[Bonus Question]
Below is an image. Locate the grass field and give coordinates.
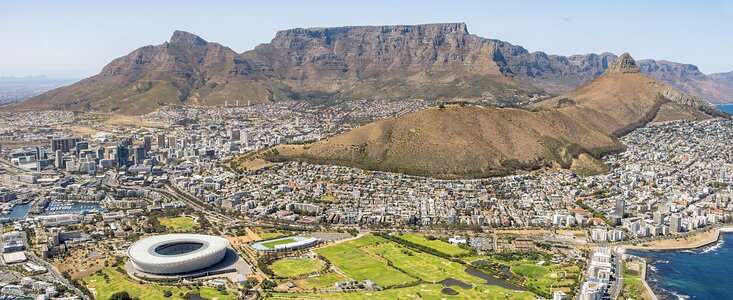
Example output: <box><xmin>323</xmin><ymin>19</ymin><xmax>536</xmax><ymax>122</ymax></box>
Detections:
<box><xmin>260</xmin><ymin>238</ymin><xmax>298</xmax><ymax>249</ymax></box>
<box><xmin>512</xmin><ymin>265</ymin><xmax>550</xmax><ymax>277</ymax></box>
<box><xmin>315</xmin><ymin>236</ymin><xmax>417</xmax><ymax>288</ymax></box>
<box><xmin>620</xmin><ymin>260</ymin><xmax>653</xmax><ymax>300</ymax></box>
<box><xmin>270</xmin><ymin>257</ymin><xmax>326</xmax><ymax>278</ymax></box>
<box><xmin>398</xmin><ymin>233</ymin><xmax>470</xmax><ymax>257</ymax></box>
<box><xmin>295</xmin><ymin>272</ymin><xmax>347</xmax><ymax>290</ymax></box>
<box><xmin>258</xmin><ymin>232</ymin><xmax>284</xmax><ymax>240</ymax></box>
<box><xmin>268</xmin><ymin>283</ymin><xmax>535</xmax><ymax>299</ymax></box>
<box><xmin>516</xmin><ymin>263</ymin><xmax>578</xmax><ymax>296</ymax></box>
<box><xmin>367</xmin><ymin>242</ymin><xmax>484</xmax><ymax>284</ymax></box>
<box><xmin>84</xmin><ymin>267</ymin><xmax>233</xmax><ymax>300</ymax></box>
<box><xmin>160</xmin><ymin>217</ymin><xmax>197</xmax><ymax>232</ymax></box>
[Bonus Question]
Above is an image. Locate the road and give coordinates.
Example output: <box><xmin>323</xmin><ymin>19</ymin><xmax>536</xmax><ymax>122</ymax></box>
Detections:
<box><xmin>609</xmin><ymin>251</ymin><xmax>623</xmax><ymax>299</ymax></box>
<box><xmin>19</xmin><ymin>231</ymin><xmax>90</xmax><ymax>299</ymax></box>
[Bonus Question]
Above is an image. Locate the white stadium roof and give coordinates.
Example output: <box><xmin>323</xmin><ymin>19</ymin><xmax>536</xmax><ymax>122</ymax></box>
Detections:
<box><xmin>128</xmin><ymin>234</ymin><xmax>229</xmax><ymax>275</ymax></box>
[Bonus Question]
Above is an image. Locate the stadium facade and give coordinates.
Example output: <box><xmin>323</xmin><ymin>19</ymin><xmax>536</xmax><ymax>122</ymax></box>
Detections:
<box><xmin>127</xmin><ymin>234</ymin><xmax>229</xmax><ymax>275</ymax></box>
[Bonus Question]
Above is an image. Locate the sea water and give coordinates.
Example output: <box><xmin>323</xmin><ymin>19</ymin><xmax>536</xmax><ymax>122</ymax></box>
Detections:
<box><xmin>628</xmin><ymin>233</ymin><xmax>733</xmax><ymax>299</ymax></box>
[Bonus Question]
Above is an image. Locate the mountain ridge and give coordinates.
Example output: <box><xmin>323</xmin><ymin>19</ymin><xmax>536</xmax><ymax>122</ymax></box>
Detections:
<box><xmin>10</xmin><ymin>23</ymin><xmax>733</xmax><ymax>114</ymax></box>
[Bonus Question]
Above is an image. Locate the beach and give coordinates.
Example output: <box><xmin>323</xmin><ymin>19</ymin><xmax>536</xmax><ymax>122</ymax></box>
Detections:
<box><xmin>621</xmin><ymin>226</ymin><xmax>733</xmax><ymax>251</ymax></box>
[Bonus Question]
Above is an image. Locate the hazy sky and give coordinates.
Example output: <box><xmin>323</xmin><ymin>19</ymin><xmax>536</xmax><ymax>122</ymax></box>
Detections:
<box><xmin>2</xmin><ymin>0</ymin><xmax>732</xmax><ymax>78</ymax></box>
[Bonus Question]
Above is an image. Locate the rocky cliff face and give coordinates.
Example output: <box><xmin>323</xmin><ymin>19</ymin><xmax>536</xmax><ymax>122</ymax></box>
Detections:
<box><xmin>13</xmin><ymin>23</ymin><xmax>733</xmax><ymax>114</ymax></box>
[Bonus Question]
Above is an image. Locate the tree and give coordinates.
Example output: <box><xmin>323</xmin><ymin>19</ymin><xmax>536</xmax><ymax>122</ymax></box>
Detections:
<box><xmin>110</xmin><ymin>291</ymin><xmax>131</xmax><ymax>300</ymax></box>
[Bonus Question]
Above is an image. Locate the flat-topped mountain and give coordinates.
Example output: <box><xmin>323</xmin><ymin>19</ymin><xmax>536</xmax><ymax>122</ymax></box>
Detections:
<box><xmin>268</xmin><ymin>54</ymin><xmax>723</xmax><ymax>179</ymax></box>
<box><xmin>11</xmin><ymin>23</ymin><xmax>733</xmax><ymax>114</ymax></box>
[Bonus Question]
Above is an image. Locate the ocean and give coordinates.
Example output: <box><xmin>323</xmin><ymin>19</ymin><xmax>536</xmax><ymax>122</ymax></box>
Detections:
<box><xmin>628</xmin><ymin>233</ymin><xmax>733</xmax><ymax>299</ymax></box>
<box><xmin>716</xmin><ymin>104</ymin><xmax>733</xmax><ymax>115</ymax></box>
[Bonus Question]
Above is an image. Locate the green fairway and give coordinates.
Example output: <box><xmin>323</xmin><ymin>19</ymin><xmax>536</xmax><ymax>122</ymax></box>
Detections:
<box><xmin>315</xmin><ymin>236</ymin><xmax>417</xmax><ymax>288</ymax></box>
<box><xmin>260</xmin><ymin>238</ymin><xmax>298</xmax><ymax>249</ymax></box>
<box><xmin>295</xmin><ymin>272</ymin><xmax>348</xmax><ymax>290</ymax></box>
<box><xmin>84</xmin><ymin>267</ymin><xmax>233</xmax><ymax>300</ymax></box>
<box><xmin>268</xmin><ymin>283</ymin><xmax>535</xmax><ymax>299</ymax></box>
<box><xmin>270</xmin><ymin>257</ymin><xmax>326</xmax><ymax>278</ymax></box>
<box><xmin>159</xmin><ymin>217</ymin><xmax>197</xmax><ymax>232</ymax></box>
<box><xmin>398</xmin><ymin>233</ymin><xmax>470</xmax><ymax>257</ymax></box>
<box><xmin>367</xmin><ymin>242</ymin><xmax>484</xmax><ymax>284</ymax></box>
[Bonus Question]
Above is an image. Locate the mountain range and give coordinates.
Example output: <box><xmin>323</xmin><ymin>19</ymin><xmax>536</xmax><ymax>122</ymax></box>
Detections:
<box><xmin>9</xmin><ymin>23</ymin><xmax>733</xmax><ymax>114</ymax></box>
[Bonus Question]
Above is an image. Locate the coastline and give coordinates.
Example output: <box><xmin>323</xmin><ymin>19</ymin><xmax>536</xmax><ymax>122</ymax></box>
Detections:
<box><xmin>616</xmin><ymin>227</ymin><xmax>732</xmax><ymax>300</ymax></box>
<box><xmin>619</xmin><ymin>226</ymin><xmax>733</xmax><ymax>252</ymax></box>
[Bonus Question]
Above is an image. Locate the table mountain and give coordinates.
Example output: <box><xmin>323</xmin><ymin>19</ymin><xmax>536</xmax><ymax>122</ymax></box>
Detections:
<box><xmin>10</xmin><ymin>23</ymin><xmax>733</xmax><ymax>114</ymax></box>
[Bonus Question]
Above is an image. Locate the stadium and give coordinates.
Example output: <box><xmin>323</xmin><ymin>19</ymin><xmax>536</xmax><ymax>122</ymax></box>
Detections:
<box><xmin>127</xmin><ymin>234</ymin><xmax>229</xmax><ymax>275</ymax></box>
<box><xmin>250</xmin><ymin>235</ymin><xmax>320</xmax><ymax>252</ymax></box>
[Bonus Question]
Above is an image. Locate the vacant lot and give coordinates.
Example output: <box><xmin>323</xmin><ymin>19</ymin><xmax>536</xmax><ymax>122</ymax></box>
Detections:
<box><xmin>398</xmin><ymin>233</ymin><xmax>470</xmax><ymax>257</ymax></box>
<box><xmin>160</xmin><ymin>217</ymin><xmax>197</xmax><ymax>232</ymax></box>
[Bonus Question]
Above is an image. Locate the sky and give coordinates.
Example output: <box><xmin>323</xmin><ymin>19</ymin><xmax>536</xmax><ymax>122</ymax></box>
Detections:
<box><xmin>1</xmin><ymin>0</ymin><xmax>732</xmax><ymax>78</ymax></box>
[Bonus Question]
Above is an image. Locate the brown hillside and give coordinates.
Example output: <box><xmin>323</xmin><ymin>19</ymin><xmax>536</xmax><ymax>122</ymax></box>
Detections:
<box><xmin>267</xmin><ymin>54</ymin><xmax>723</xmax><ymax>179</ymax></box>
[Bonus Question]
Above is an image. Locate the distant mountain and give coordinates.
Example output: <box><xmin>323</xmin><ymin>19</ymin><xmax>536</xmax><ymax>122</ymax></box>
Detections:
<box><xmin>11</xmin><ymin>23</ymin><xmax>733</xmax><ymax>114</ymax></box>
<box><xmin>262</xmin><ymin>54</ymin><xmax>723</xmax><ymax>179</ymax></box>
<box><xmin>710</xmin><ymin>71</ymin><xmax>733</xmax><ymax>95</ymax></box>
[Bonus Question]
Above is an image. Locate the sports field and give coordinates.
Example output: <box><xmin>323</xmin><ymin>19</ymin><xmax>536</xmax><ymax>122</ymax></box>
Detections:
<box><xmin>159</xmin><ymin>217</ymin><xmax>197</xmax><ymax>232</ymax></box>
<box><xmin>398</xmin><ymin>233</ymin><xmax>470</xmax><ymax>257</ymax></box>
<box><xmin>260</xmin><ymin>238</ymin><xmax>298</xmax><ymax>249</ymax></box>
<box><xmin>315</xmin><ymin>236</ymin><xmax>417</xmax><ymax>287</ymax></box>
<box><xmin>268</xmin><ymin>283</ymin><xmax>535</xmax><ymax>299</ymax></box>
<box><xmin>84</xmin><ymin>267</ymin><xmax>233</xmax><ymax>300</ymax></box>
<box><xmin>270</xmin><ymin>257</ymin><xmax>325</xmax><ymax>277</ymax></box>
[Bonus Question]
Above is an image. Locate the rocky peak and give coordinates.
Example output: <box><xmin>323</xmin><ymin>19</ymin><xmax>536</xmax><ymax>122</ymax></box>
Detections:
<box><xmin>607</xmin><ymin>53</ymin><xmax>641</xmax><ymax>74</ymax></box>
<box><xmin>170</xmin><ymin>30</ymin><xmax>207</xmax><ymax>47</ymax></box>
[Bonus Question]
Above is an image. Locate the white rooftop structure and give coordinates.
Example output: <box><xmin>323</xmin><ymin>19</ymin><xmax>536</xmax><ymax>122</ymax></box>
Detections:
<box><xmin>127</xmin><ymin>234</ymin><xmax>228</xmax><ymax>275</ymax></box>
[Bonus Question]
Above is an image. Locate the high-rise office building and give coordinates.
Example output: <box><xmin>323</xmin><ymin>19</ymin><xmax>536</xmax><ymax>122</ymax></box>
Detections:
<box><xmin>143</xmin><ymin>136</ymin><xmax>152</xmax><ymax>152</ymax></box>
<box><xmin>229</xmin><ymin>129</ymin><xmax>240</xmax><ymax>141</ymax></box>
<box><xmin>134</xmin><ymin>146</ymin><xmax>146</xmax><ymax>165</ymax></box>
<box><xmin>50</xmin><ymin>137</ymin><xmax>80</xmax><ymax>153</ymax></box>
<box><xmin>157</xmin><ymin>133</ymin><xmax>166</xmax><ymax>149</ymax></box>
<box><xmin>115</xmin><ymin>145</ymin><xmax>130</xmax><ymax>167</ymax></box>
<box><xmin>614</xmin><ymin>199</ymin><xmax>625</xmax><ymax>219</ymax></box>
<box><xmin>670</xmin><ymin>214</ymin><xmax>683</xmax><ymax>233</ymax></box>
<box><xmin>242</xmin><ymin>132</ymin><xmax>250</xmax><ymax>147</ymax></box>
<box><xmin>75</xmin><ymin>141</ymin><xmax>89</xmax><ymax>155</ymax></box>
<box><xmin>653</xmin><ymin>211</ymin><xmax>665</xmax><ymax>225</ymax></box>
<box><xmin>54</xmin><ymin>150</ymin><xmax>63</xmax><ymax>168</ymax></box>
<box><xmin>167</xmin><ymin>136</ymin><xmax>177</xmax><ymax>150</ymax></box>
